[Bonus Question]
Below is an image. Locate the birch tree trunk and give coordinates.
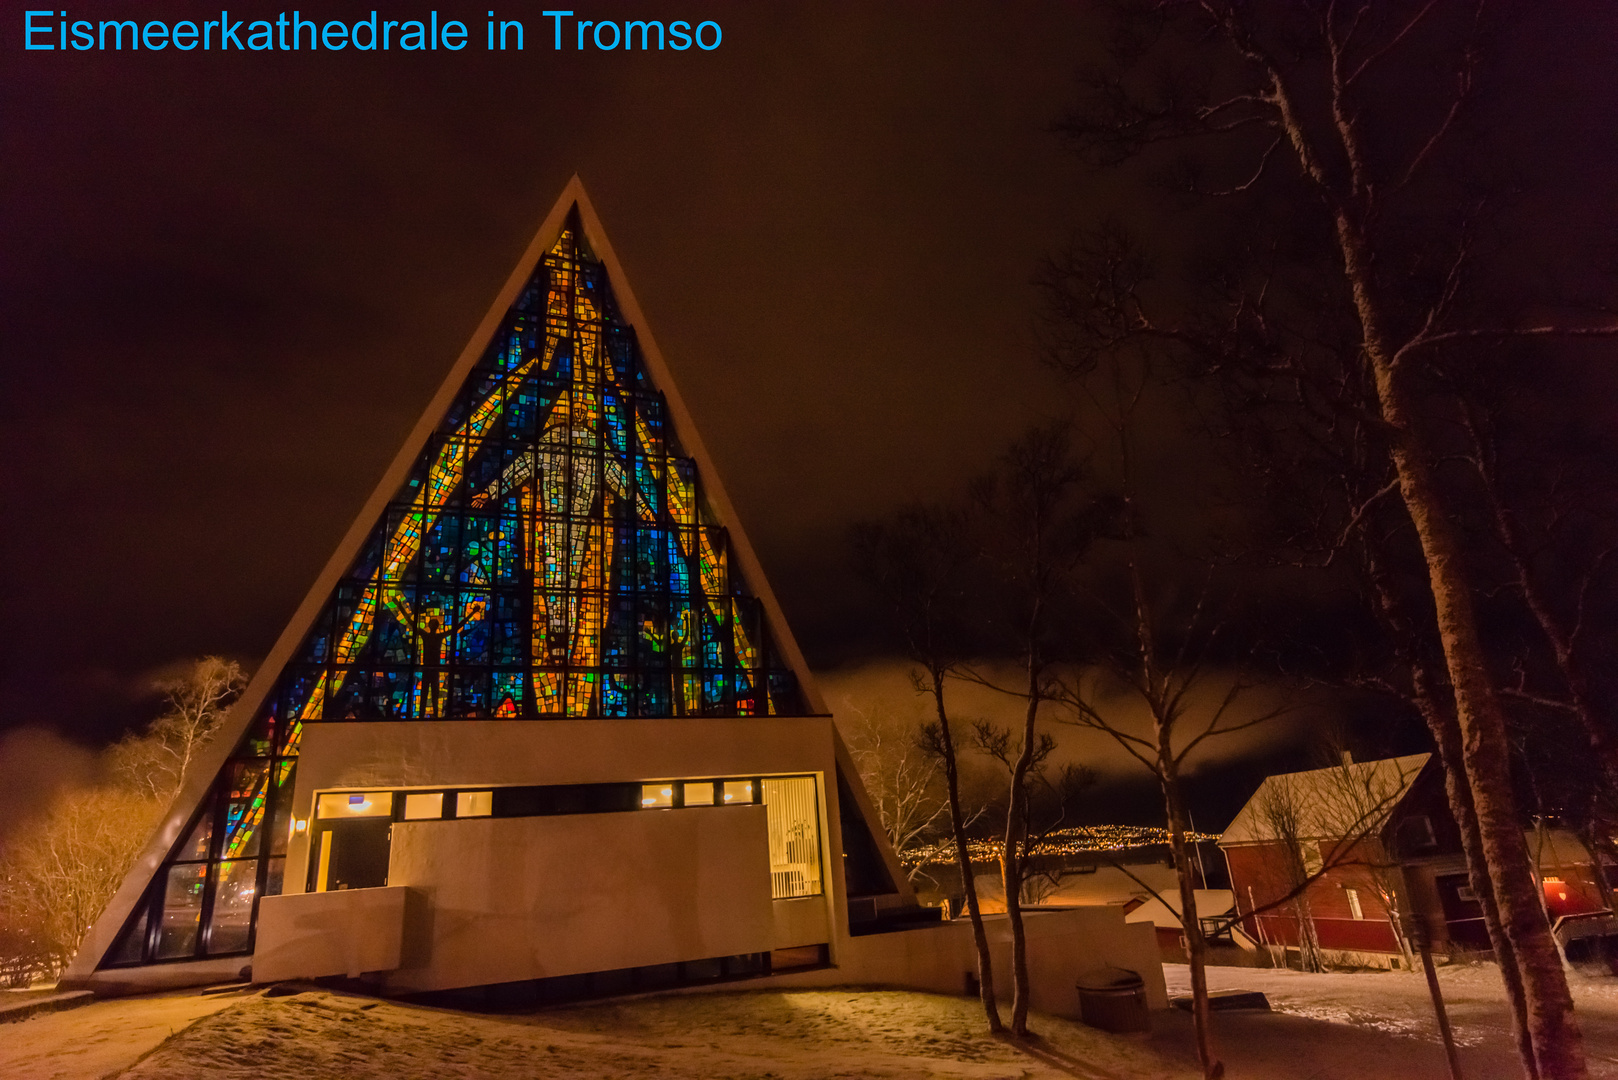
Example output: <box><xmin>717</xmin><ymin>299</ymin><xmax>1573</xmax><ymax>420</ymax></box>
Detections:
<box><xmin>1365</xmin><ymin>552</ymin><xmax>1538</xmax><ymax>1078</ymax></box>
<box><xmin>930</xmin><ymin>676</ymin><xmax>1003</xmax><ymax>1032</ymax></box>
<box><xmin>1002</xmin><ymin>653</ymin><xmax>1041</xmax><ymax>1037</ymax></box>
<box><xmin>1162</xmin><ymin>755</ymin><xmax>1218</xmax><ymax>1077</ymax></box>
<box><xmin>1262</xmin><ymin>45</ymin><xmax>1582</xmax><ymax>1068</ymax></box>
<box><xmin>1340</xmin><ymin>209</ymin><xmax>1585</xmax><ymax>1079</ymax></box>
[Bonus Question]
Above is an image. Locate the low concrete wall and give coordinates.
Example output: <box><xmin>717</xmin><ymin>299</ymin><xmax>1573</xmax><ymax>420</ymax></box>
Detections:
<box><xmin>383</xmin><ymin>805</ymin><xmax>775</xmax><ymax>993</ymax></box>
<box><xmin>63</xmin><ymin>956</ymin><xmax>249</xmax><ymax>997</ymax></box>
<box><xmin>253</xmin><ymin>886</ymin><xmax>410</xmax><ymax>983</ymax></box>
<box><xmin>0</xmin><ymin>990</ymin><xmax>94</xmax><ymax>1023</ymax></box>
<box><xmin>767</xmin><ymin>907</ymin><xmax>1167</xmax><ymax>1016</ymax></box>
<box><xmin>771</xmin><ymin>897</ymin><xmax>830</xmax><ymax>950</ymax></box>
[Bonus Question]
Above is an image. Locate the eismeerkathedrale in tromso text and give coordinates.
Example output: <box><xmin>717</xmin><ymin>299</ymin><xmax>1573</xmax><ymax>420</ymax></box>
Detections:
<box><xmin>22</xmin><ymin>11</ymin><xmax>723</xmax><ymax>53</ymax></box>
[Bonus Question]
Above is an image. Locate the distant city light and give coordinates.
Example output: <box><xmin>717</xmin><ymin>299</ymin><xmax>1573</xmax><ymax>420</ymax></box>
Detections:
<box><xmin>905</xmin><ymin>825</ymin><xmax>1221</xmax><ymax>867</ymax></box>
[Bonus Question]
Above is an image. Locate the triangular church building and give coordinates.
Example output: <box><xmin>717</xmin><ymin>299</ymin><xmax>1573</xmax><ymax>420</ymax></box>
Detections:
<box><xmin>65</xmin><ymin>180</ymin><xmax>1165</xmax><ymax>1010</ymax></box>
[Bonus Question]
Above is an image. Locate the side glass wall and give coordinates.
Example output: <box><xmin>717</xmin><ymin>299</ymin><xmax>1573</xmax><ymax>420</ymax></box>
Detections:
<box><xmin>104</xmin><ymin>721</ymin><xmax>295</xmax><ymax>967</ymax></box>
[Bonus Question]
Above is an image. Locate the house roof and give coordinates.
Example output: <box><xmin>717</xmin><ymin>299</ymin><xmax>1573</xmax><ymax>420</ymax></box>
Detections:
<box><xmin>1219</xmin><ymin>754</ymin><xmax>1430</xmax><ymax>847</ymax></box>
<box><xmin>1124</xmin><ymin>889</ymin><xmax>1237</xmax><ymax>930</ymax></box>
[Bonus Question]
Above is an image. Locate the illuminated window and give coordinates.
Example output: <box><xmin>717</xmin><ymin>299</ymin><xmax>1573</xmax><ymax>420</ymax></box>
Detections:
<box><xmin>316</xmin><ymin>791</ymin><xmax>393</xmax><ymax>818</ymax></box>
<box><xmin>722</xmin><ymin>780</ymin><xmax>755</xmax><ymax>805</ymax></box>
<box><xmin>762</xmin><ymin>777</ymin><xmax>821</xmax><ymax>899</ymax></box>
<box><xmin>641</xmin><ymin>784</ymin><xmax>674</xmax><ymax>808</ymax></box>
<box><xmin>456</xmin><ymin>791</ymin><xmax>493</xmax><ymax>817</ymax></box>
<box><xmin>682</xmin><ymin>781</ymin><xmax>716</xmax><ymax>806</ymax></box>
<box><xmin>1346</xmin><ymin>888</ymin><xmax>1363</xmax><ymax>920</ymax></box>
<box><xmin>404</xmin><ymin>792</ymin><xmax>445</xmax><ymax>820</ymax></box>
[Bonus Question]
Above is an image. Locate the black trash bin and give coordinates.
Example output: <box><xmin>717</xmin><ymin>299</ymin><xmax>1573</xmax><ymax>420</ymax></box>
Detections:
<box><xmin>1074</xmin><ymin>965</ymin><xmax>1150</xmax><ymax>1033</ymax></box>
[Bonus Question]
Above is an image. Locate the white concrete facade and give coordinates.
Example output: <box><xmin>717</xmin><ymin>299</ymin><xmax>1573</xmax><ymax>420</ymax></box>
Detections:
<box><xmin>254</xmin><ymin>886</ymin><xmax>410</xmax><ymax>983</ymax></box>
<box><xmin>246</xmin><ymin>716</ymin><xmax>853</xmax><ymax>993</ymax></box>
<box><xmin>383</xmin><ymin>808</ymin><xmax>773</xmax><ymax>992</ymax></box>
<box><xmin>768</xmin><ymin>908</ymin><xmax>1169</xmax><ymax>1015</ymax></box>
<box><xmin>235</xmin><ymin>714</ymin><xmax>1165</xmax><ymax>1018</ymax></box>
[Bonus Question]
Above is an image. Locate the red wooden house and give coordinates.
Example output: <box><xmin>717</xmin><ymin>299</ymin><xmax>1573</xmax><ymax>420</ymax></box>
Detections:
<box><xmin>1220</xmin><ymin>754</ymin><xmax>1612</xmax><ymax>969</ymax></box>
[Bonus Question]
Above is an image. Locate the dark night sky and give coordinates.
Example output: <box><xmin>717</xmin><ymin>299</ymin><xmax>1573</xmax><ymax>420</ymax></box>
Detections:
<box><xmin>3</xmin><ymin>3</ymin><xmax>1616</xmax><ymax>826</ymax></box>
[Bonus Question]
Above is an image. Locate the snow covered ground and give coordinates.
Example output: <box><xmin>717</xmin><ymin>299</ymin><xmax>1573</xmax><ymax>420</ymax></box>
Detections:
<box><xmin>1162</xmin><ymin>961</ymin><xmax>1618</xmax><ymax>1079</ymax></box>
<box><xmin>5</xmin><ymin>985</ymin><xmax>1198</xmax><ymax>1080</ymax></box>
<box><xmin>4</xmin><ymin>964</ymin><xmax>1617</xmax><ymax>1079</ymax></box>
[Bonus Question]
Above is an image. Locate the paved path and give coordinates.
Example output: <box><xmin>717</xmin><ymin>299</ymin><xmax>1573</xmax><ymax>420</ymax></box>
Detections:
<box><xmin>0</xmin><ymin>987</ymin><xmax>246</xmax><ymax>1080</ymax></box>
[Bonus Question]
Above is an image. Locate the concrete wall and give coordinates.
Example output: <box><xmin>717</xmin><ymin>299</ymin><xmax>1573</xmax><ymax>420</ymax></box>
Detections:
<box><xmin>236</xmin><ymin>716</ymin><xmax>1166</xmax><ymax>1010</ymax></box>
<box><xmin>763</xmin><ymin>907</ymin><xmax>1167</xmax><ymax>1016</ymax></box>
<box><xmin>972</xmin><ymin>863</ymin><xmax>1180</xmax><ymax>912</ymax></box>
<box><xmin>289</xmin><ymin>717</ymin><xmax>840</xmax><ymax>804</ymax></box>
<box><xmin>285</xmin><ymin>717</ymin><xmax>841</xmax><ymax>894</ymax></box>
<box><xmin>70</xmin><ymin>956</ymin><xmax>249</xmax><ymax>998</ymax></box>
<box><xmin>771</xmin><ymin>896</ymin><xmax>830</xmax><ymax>951</ymax></box>
<box><xmin>253</xmin><ymin>886</ymin><xmax>410</xmax><ymax>983</ymax></box>
<box><xmin>380</xmin><ymin>805</ymin><xmax>775</xmax><ymax>993</ymax></box>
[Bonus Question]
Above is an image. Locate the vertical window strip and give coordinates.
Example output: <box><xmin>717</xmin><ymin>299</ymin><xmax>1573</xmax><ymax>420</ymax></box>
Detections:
<box><xmin>762</xmin><ymin>777</ymin><xmax>822</xmax><ymax>899</ymax></box>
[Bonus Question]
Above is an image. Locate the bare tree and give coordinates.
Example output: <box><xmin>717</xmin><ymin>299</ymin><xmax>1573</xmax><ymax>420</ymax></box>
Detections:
<box><xmin>1034</xmin><ymin>351</ymin><xmax>1289</xmax><ymax>1077</ymax></box>
<box><xmin>1061</xmin><ymin>642</ymin><xmax>1292</xmax><ymax>1077</ymax></box>
<box><xmin>969</xmin><ymin>719</ymin><xmax>1095</xmax><ymax>907</ymax></box>
<box><xmin>1242</xmin><ymin>756</ymin><xmax>1425</xmax><ymax>968</ymax></box>
<box><xmin>0</xmin><ymin>656</ymin><xmax>246</xmax><ymax>980</ymax></box>
<box><xmin>1458</xmin><ymin>396</ymin><xmax>1618</xmax><ymax>789</ymax></box>
<box><xmin>112</xmin><ymin>656</ymin><xmax>246</xmax><ymax>805</ymax></box>
<box><xmin>842</xmin><ymin>704</ymin><xmax>953</xmax><ymax>882</ymax></box>
<box><xmin>0</xmin><ymin>786</ymin><xmax>163</xmax><ymax>977</ymax></box>
<box><xmin>964</xmin><ymin>422</ymin><xmax>1109</xmax><ymax>1038</ymax></box>
<box><xmin>1359</xmin><ymin>537</ymin><xmax>1542</xmax><ymax>1076</ymax></box>
<box><xmin>1253</xmin><ymin>776</ymin><xmax>1329</xmax><ymax>973</ymax></box>
<box><xmin>852</xmin><ymin>505</ymin><xmax>1005</xmax><ymax>1033</ymax></box>
<box><xmin>1316</xmin><ymin>744</ymin><xmax>1416</xmax><ymax>968</ymax></box>
<box><xmin>1049</xmin><ymin>5</ymin><xmax>1618</xmax><ymax>1074</ymax></box>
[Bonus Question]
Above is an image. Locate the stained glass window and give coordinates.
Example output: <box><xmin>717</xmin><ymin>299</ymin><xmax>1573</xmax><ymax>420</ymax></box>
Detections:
<box><xmin>102</xmin><ymin>209</ymin><xmax>801</xmax><ymax>968</ymax></box>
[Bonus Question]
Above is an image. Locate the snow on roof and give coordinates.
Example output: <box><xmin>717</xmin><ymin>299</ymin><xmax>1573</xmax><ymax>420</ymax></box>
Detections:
<box><xmin>1219</xmin><ymin>753</ymin><xmax>1430</xmax><ymax>847</ymax></box>
<box><xmin>1124</xmin><ymin>889</ymin><xmax>1236</xmax><ymax>930</ymax></box>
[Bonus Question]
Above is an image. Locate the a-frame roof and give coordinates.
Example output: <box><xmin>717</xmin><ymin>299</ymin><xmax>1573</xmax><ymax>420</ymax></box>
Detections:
<box><xmin>66</xmin><ymin>177</ymin><xmax>827</xmax><ymax>980</ymax></box>
<box><xmin>1219</xmin><ymin>753</ymin><xmax>1430</xmax><ymax>847</ymax></box>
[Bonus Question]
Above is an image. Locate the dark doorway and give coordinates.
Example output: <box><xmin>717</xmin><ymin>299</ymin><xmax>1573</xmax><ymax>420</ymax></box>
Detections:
<box><xmin>308</xmin><ymin>818</ymin><xmax>392</xmax><ymax>892</ymax></box>
<box><xmin>1435</xmin><ymin>872</ymin><xmax>1492</xmax><ymax>951</ymax></box>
